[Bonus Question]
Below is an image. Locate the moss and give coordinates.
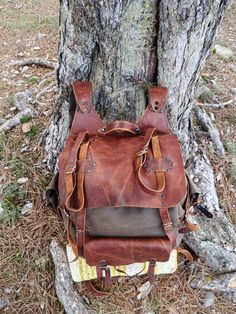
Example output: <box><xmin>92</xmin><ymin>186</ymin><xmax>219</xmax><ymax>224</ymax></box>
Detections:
<box><xmin>20</xmin><ymin>115</ymin><xmax>31</xmax><ymax>124</ymax></box>
<box><xmin>26</xmin><ymin>124</ymin><xmax>40</xmax><ymax>140</ymax></box>
<box><xmin>225</xmin><ymin>142</ymin><xmax>236</xmax><ymax>156</ymax></box>
<box><xmin>1</xmin><ymin>183</ymin><xmax>27</xmax><ymax>225</ymax></box>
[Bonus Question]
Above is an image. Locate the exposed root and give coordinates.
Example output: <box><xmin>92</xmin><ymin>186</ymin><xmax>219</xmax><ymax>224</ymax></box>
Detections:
<box><xmin>194</xmin><ymin>105</ymin><xmax>225</xmax><ymax>156</ymax></box>
<box><xmin>11</xmin><ymin>58</ymin><xmax>58</xmax><ymax>70</ymax></box>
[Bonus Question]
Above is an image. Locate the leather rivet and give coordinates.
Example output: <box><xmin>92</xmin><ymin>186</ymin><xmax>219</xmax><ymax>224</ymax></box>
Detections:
<box><xmin>160</xmin><ymin>194</ymin><xmax>165</xmax><ymax>199</ymax></box>
<box><xmin>93</xmin><ymin>163</ymin><xmax>96</xmax><ymax>166</ymax></box>
<box><xmin>83</xmin><ymin>107</ymin><xmax>88</xmax><ymax>113</ymax></box>
<box><xmin>144</xmin><ymin>163</ymin><xmax>147</xmax><ymax>168</ymax></box>
<box><xmin>101</xmin><ymin>128</ymin><xmax>106</xmax><ymax>132</ymax></box>
<box><xmin>135</xmin><ymin>128</ymin><xmax>141</xmax><ymax>133</ymax></box>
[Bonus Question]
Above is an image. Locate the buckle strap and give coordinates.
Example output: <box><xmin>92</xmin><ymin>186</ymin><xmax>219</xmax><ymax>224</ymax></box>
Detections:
<box><xmin>159</xmin><ymin>208</ymin><xmax>176</xmax><ymax>247</ymax></box>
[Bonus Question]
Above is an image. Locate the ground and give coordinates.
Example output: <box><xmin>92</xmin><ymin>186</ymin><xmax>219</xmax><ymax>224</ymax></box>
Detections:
<box><xmin>0</xmin><ymin>1</ymin><xmax>236</xmax><ymax>313</ymax></box>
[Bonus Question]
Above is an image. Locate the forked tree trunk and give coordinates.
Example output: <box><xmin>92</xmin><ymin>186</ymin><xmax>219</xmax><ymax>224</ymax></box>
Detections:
<box><xmin>45</xmin><ymin>0</ymin><xmax>236</xmax><ymax>273</ymax></box>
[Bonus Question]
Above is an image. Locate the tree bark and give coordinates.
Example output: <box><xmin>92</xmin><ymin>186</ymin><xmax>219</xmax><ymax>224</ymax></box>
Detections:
<box><xmin>44</xmin><ymin>0</ymin><xmax>236</xmax><ymax>274</ymax></box>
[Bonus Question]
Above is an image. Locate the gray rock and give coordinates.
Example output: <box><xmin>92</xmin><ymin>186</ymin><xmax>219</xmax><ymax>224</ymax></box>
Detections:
<box><xmin>214</xmin><ymin>44</ymin><xmax>234</xmax><ymax>60</ymax></box>
<box><xmin>0</xmin><ymin>203</ymin><xmax>4</xmax><ymax>217</ymax></box>
<box><xmin>202</xmin><ymin>292</ymin><xmax>215</xmax><ymax>308</ymax></box>
<box><xmin>0</xmin><ymin>299</ymin><xmax>8</xmax><ymax>310</ymax></box>
<box><xmin>0</xmin><ymin>117</ymin><xmax>6</xmax><ymax>124</ymax></box>
<box><xmin>230</xmin><ymin>88</ymin><xmax>236</xmax><ymax>95</ymax></box>
<box><xmin>229</xmin><ymin>64</ymin><xmax>236</xmax><ymax>73</ymax></box>
<box><xmin>21</xmin><ymin>202</ymin><xmax>33</xmax><ymax>215</ymax></box>
<box><xmin>17</xmin><ymin>177</ymin><xmax>29</xmax><ymax>184</ymax></box>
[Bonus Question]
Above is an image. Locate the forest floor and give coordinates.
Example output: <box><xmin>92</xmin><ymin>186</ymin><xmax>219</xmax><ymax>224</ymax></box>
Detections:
<box><xmin>0</xmin><ymin>0</ymin><xmax>236</xmax><ymax>313</ymax></box>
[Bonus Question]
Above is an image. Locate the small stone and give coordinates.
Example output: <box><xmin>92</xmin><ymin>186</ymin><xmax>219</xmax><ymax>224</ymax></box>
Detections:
<box><xmin>214</xmin><ymin>44</ymin><xmax>234</xmax><ymax>60</ymax></box>
<box><xmin>16</xmin><ymin>52</ymin><xmax>25</xmax><ymax>57</ymax></box>
<box><xmin>202</xmin><ymin>292</ymin><xmax>215</xmax><ymax>308</ymax></box>
<box><xmin>37</xmin><ymin>33</ymin><xmax>47</xmax><ymax>40</ymax></box>
<box><xmin>21</xmin><ymin>66</ymin><xmax>29</xmax><ymax>73</ymax></box>
<box><xmin>230</xmin><ymin>88</ymin><xmax>236</xmax><ymax>95</ymax></box>
<box><xmin>0</xmin><ymin>299</ymin><xmax>8</xmax><ymax>310</ymax></box>
<box><xmin>9</xmin><ymin>106</ymin><xmax>17</xmax><ymax>112</ymax></box>
<box><xmin>4</xmin><ymin>287</ymin><xmax>13</xmax><ymax>294</ymax></box>
<box><xmin>21</xmin><ymin>122</ymin><xmax>32</xmax><ymax>133</ymax></box>
<box><xmin>229</xmin><ymin>64</ymin><xmax>236</xmax><ymax>73</ymax></box>
<box><xmin>43</xmin><ymin>110</ymin><xmax>51</xmax><ymax>116</ymax></box>
<box><xmin>21</xmin><ymin>203</ymin><xmax>33</xmax><ymax>215</ymax></box>
<box><xmin>5</xmin><ymin>114</ymin><xmax>12</xmax><ymax>119</ymax></box>
<box><xmin>208</xmin><ymin>112</ymin><xmax>215</xmax><ymax>121</ymax></box>
<box><xmin>32</xmin><ymin>46</ymin><xmax>41</xmax><ymax>51</ymax></box>
<box><xmin>0</xmin><ymin>203</ymin><xmax>4</xmax><ymax>217</ymax></box>
<box><xmin>17</xmin><ymin>177</ymin><xmax>29</xmax><ymax>184</ymax></box>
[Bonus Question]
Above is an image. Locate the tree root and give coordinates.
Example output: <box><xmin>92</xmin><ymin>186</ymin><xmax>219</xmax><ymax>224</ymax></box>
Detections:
<box><xmin>49</xmin><ymin>239</ymin><xmax>93</xmax><ymax>314</ymax></box>
<box><xmin>198</xmin><ymin>99</ymin><xmax>233</xmax><ymax>109</ymax></box>
<box><xmin>191</xmin><ymin>271</ymin><xmax>236</xmax><ymax>304</ymax></box>
<box><xmin>185</xmin><ymin>151</ymin><xmax>236</xmax><ymax>273</ymax></box>
<box><xmin>194</xmin><ymin>105</ymin><xmax>225</xmax><ymax>156</ymax></box>
<box><xmin>11</xmin><ymin>58</ymin><xmax>58</xmax><ymax>70</ymax></box>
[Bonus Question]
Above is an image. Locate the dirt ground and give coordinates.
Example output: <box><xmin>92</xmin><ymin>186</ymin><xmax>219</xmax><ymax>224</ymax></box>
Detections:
<box><xmin>0</xmin><ymin>1</ymin><xmax>236</xmax><ymax>313</ymax></box>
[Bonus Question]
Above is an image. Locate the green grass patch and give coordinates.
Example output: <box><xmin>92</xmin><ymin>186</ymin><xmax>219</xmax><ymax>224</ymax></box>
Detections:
<box><xmin>225</xmin><ymin>115</ymin><xmax>236</xmax><ymax>125</ymax></box>
<box><xmin>28</xmin><ymin>76</ymin><xmax>40</xmax><ymax>85</ymax></box>
<box><xmin>225</xmin><ymin>141</ymin><xmax>236</xmax><ymax>156</ymax></box>
<box><xmin>1</xmin><ymin>183</ymin><xmax>27</xmax><ymax>225</ymax></box>
<box><xmin>8</xmin><ymin>156</ymin><xmax>30</xmax><ymax>178</ymax></box>
<box><xmin>20</xmin><ymin>115</ymin><xmax>31</xmax><ymax>124</ymax></box>
<box><xmin>198</xmin><ymin>91</ymin><xmax>212</xmax><ymax>103</ymax></box>
<box><xmin>0</xmin><ymin>82</ymin><xmax>9</xmax><ymax>90</ymax></box>
<box><xmin>26</xmin><ymin>124</ymin><xmax>40</xmax><ymax>140</ymax></box>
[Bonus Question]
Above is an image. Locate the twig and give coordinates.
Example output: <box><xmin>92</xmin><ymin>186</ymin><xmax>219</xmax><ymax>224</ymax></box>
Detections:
<box><xmin>11</xmin><ymin>58</ymin><xmax>58</xmax><ymax>70</ymax></box>
<box><xmin>194</xmin><ymin>105</ymin><xmax>225</xmax><ymax>156</ymax></box>
<box><xmin>0</xmin><ymin>108</ymin><xmax>37</xmax><ymax>132</ymax></box>
<box><xmin>197</xmin><ymin>99</ymin><xmax>233</xmax><ymax>109</ymax></box>
<box><xmin>36</xmin><ymin>82</ymin><xmax>56</xmax><ymax>100</ymax></box>
<box><xmin>49</xmin><ymin>239</ymin><xmax>93</xmax><ymax>314</ymax></box>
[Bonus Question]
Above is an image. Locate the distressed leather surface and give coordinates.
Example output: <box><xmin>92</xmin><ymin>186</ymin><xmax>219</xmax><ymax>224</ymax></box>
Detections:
<box><xmin>59</xmin><ymin>132</ymin><xmax>186</xmax><ymax>209</ymax></box>
<box><xmin>54</xmin><ymin>81</ymin><xmax>195</xmax><ymax>265</ymax></box>
<box><xmin>84</xmin><ymin>237</ymin><xmax>173</xmax><ymax>265</ymax></box>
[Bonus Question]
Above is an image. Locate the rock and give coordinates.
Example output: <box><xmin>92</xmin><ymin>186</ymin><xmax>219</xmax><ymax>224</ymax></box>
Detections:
<box><xmin>5</xmin><ymin>114</ymin><xmax>12</xmax><ymax>119</ymax></box>
<box><xmin>0</xmin><ymin>203</ymin><xmax>4</xmax><ymax>217</ymax></box>
<box><xmin>202</xmin><ymin>292</ymin><xmax>215</xmax><ymax>308</ymax></box>
<box><xmin>37</xmin><ymin>33</ymin><xmax>47</xmax><ymax>40</ymax></box>
<box><xmin>0</xmin><ymin>117</ymin><xmax>6</xmax><ymax>124</ymax></box>
<box><xmin>214</xmin><ymin>44</ymin><xmax>234</xmax><ymax>60</ymax></box>
<box><xmin>21</xmin><ymin>203</ymin><xmax>33</xmax><ymax>215</ymax></box>
<box><xmin>32</xmin><ymin>46</ymin><xmax>41</xmax><ymax>51</ymax></box>
<box><xmin>43</xmin><ymin>110</ymin><xmax>51</xmax><ymax>116</ymax></box>
<box><xmin>17</xmin><ymin>177</ymin><xmax>29</xmax><ymax>184</ymax></box>
<box><xmin>9</xmin><ymin>106</ymin><xmax>17</xmax><ymax>112</ymax></box>
<box><xmin>21</xmin><ymin>122</ymin><xmax>32</xmax><ymax>133</ymax></box>
<box><xmin>0</xmin><ymin>299</ymin><xmax>8</xmax><ymax>310</ymax></box>
<box><xmin>21</xmin><ymin>66</ymin><xmax>29</xmax><ymax>73</ymax></box>
<box><xmin>230</xmin><ymin>88</ymin><xmax>236</xmax><ymax>95</ymax></box>
<box><xmin>229</xmin><ymin>64</ymin><xmax>236</xmax><ymax>73</ymax></box>
<box><xmin>4</xmin><ymin>287</ymin><xmax>13</xmax><ymax>294</ymax></box>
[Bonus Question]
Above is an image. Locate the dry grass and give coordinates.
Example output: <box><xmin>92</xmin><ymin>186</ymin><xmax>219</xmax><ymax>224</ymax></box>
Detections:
<box><xmin>0</xmin><ymin>0</ymin><xmax>236</xmax><ymax>313</ymax></box>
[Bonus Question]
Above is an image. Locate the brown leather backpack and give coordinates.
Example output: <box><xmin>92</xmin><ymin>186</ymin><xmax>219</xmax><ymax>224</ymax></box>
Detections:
<box><xmin>47</xmin><ymin>81</ymin><xmax>200</xmax><ymax>294</ymax></box>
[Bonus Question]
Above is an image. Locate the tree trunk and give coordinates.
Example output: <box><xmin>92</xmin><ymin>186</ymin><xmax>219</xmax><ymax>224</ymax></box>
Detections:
<box><xmin>44</xmin><ymin>0</ymin><xmax>236</xmax><ymax>273</ymax></box>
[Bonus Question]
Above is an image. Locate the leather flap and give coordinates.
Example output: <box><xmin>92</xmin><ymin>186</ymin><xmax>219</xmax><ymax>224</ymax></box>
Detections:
<box><xmin>84</xmin><ymin>237</ymin><xmax>172</xmax><ymax>266</ymax></box>
<box><xmin>82</xmin><ymin>133</ymin><xmax>186</xmax><ymax>208</ymax></box>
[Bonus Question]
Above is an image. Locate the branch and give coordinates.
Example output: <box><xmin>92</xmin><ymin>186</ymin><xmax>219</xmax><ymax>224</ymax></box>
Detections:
<box><xmin>49</xmin><ymin>239</ymin><xmax>93</xmax><ymax>314</ymax></box>
<box><xmin>11</xmin><ymin>58</ymin><xmax>58</xmax><ymax>70</ymax></box>
<box><xmin>197</xmin><ymin>99</ymin><xmax>233</xmax><ymax>110</ymax></box>
<box><xmin>194</xmin><ymin>105</ymin><xmax>225</xmax><ymax>156</ymax></box>
<box><xmin>0</xmin><ymin>108</ymin><xmax>37</xmax><ymax>132</ymax></box>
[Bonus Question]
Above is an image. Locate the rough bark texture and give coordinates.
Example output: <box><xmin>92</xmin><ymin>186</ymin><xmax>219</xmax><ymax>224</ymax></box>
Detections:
<box><xmin>45</xmin><ymin>0</ymin><xmax>236</xmax><ymax>275</ymax></box>
<box><xmin>50</xmin><ymin>240</ymin><xmax>93</xmax><ymax>314</ymax></box>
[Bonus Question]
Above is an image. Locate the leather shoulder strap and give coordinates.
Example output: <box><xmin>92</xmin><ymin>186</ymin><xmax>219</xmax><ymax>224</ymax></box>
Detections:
<box><xmin>148</xmin><ymin>86</ymin><xmax>168</xmax><ymax>112</ymax></box>
<box><xmin>72</xmin><ymin>81</ymin><xmax>92</xmax><ymax>113</ymax></box>
<box><xmin>70</xmin><ymin>81</ymin><xmax>105</xmax><ymax>136</ymax></box>
<box><xmin>137</xmin><ymin>85</ymin><xmax>170</xmax><ymax>134</ymax></box>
